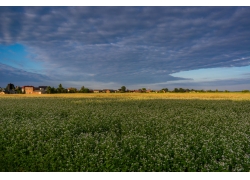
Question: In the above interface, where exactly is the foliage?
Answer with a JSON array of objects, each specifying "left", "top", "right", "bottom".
[
  {"left": 46, "top": 86, "right": 57, "bottom": 94},
  {"left": 80, "top": 86, "right": 90, "bottom": 93},
  {"left": 162, "top": 88, "right": 168, "bottom": 92},
  {"left": 0, "top": 96, "right": 250, "bottom": 172},
  {"left": 121, "top": 86, "right": 126, "bottom": 93},
  {"left": 57, "top": 84, "right": 66, "bottom": 93},
  {"left": 172, "top": 88, "right": 191, "bottom": 93},
  {"left": 242, "top": 90, "right": 250, "bottom": 93},
  {"left": 15, "top": 87, "right": 22, "bottom": 94},
  {"left": 68, "top": 88, "right": 77, "bottom": 93}
]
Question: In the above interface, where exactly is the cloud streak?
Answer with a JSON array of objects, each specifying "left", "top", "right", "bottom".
[{"left": 0, "top": 63, "right": 51, "bottom": 86}]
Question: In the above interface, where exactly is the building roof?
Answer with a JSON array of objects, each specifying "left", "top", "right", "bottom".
[{"left": 22, "top": 86, "right": 34, "bottom": 88}]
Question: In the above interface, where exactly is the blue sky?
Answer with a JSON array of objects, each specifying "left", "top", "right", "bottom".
[{"left": 0, "top": 6, "right": 250, "bottom": 90}]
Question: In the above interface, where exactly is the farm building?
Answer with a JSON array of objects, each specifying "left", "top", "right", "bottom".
[
  {"left": 93, "top": 90, "right": 101, "bottom": 93},
  {"left": 103, "top": 89, "right": 115, "bottom": 93},
  {"left": 22, "top": 86, "right": 47, "bottom": 94}
]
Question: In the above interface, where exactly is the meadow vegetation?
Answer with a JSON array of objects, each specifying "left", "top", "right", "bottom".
[{"left": 0, "top": 93, "right": 250, "bottom": 171}]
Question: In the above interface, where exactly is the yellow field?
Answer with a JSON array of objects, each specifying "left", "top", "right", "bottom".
[{"left": 1, "top": 92, "right": 250, "bottom": 100}]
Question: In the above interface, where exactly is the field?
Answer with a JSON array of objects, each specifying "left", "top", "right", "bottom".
[{"left": 0, "top": 93, "right": 250, "bottom": 171}]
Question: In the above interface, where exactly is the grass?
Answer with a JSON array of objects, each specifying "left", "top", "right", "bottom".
[{"left": 0, "top": 93, "right": 250, "bottom": 171}]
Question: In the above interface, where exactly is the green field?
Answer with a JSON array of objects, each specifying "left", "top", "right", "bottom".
[{"left": 0, "top": 96, "right": 250, "bottom": 171}]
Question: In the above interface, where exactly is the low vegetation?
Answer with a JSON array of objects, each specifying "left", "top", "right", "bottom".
[{"left": 0, "top": 94, "right": 250, "bottom": 171}]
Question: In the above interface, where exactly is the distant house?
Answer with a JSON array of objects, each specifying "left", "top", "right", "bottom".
[
  {"left": 39, "top": 86, "right": 48, "bottom": 91},
  {"left": 134, "top": 89, "right": 142, "bottom": 93},
  {"left": 93, "top": 90, "right": 101, "bottom": 93},
  {"left": 103, "top": 89, "right": 115, "bottom": 93},
  {"left": 67, "top": 87, "right": 77, "bottom": 93},
  {"left": 22, "top": 86, "right": 47, "bottom": 94},
  {"left": 127, "top": 90, "right": 134, "bottom": 93},
  {"left": 34, "top": 87, "right": 46, "bottom": 94},
  {"left": 22, "top": 86, "right": 34, "bottom": 94}
]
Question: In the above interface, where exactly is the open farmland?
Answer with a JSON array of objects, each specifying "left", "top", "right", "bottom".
[
  {"left": 2, "top": 92, "right": 250, "bottom": 100},
  {"left": 0, "top": 93, "right": 250, "bottom": 171}
]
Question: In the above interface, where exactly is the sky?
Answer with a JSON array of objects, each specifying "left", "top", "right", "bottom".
[{"left": 0, "top": 4, "right": 250, "bottom": 91}]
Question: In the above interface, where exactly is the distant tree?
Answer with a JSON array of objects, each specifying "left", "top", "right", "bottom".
[
  {"left": 242, "top": 90, "right": 249, "bottom": 93},
  {"left": 80, "top": 86, "right": 85, "bottom": 92},
  {"left": 47, "top": 86, "right": 57, "bottom": 94},
  {"left": 15, "top": 86, "right": 22, "bottom": 94},
  {"left": 121, "top": 86, "right": 126, "bottom": 93},
  {"left": 79, "top": 86, "right": 90, "bottom": 93},
  {"left": 57, "top": 84, "right": 65, "bottom": 93},
  {"left": 215, "top": 89, "right": 218, "bottom": 92},
  {"left": 5, "top": 83, "right": 15, "bottom": 91},
  {"left": 179, "top": 88, "right": 185, "bottom": 92},
  {"left": 47, "top": 86, "right": 52, "bottom": 94},
  {"left": 162, "top": 88, "right": 168, "bottom": 92},
  {"left": 68, "top": 87, "right": 77, "bottom": 93},
  {"left": 51, "top": 87, "right": 57, "bottom": 93},
  {"left": 83, "top": 88, "right": 89, "bottom": 93},
  {"left": 173, "top": 88, "right": 179, "bottom": 92}
]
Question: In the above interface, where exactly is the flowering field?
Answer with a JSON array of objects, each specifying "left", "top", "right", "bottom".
[{"left": 0, "top": 95, "right": 250, "bottom": 171}]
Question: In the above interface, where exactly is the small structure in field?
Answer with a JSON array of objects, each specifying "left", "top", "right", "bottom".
[
  {"left": 22, "top": 86, "right": 47, "bottom": 94},
  {"left": 103, "top": 89, "right": 115, "bottom": 93},
  {"left": 93, "top": 90, "right": 102, "bottom": 93}
]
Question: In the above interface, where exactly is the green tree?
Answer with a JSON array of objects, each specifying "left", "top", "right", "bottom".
[
  {"left": 242, "top": 89, "right": 250, "bottom": 93},
  {"left": 51, "top": 87, "right": 57, "bottom": 93},
  {"left": 80, "top": 86, "right": 85, "bottom": 92},
  {"left": 242, "top": 90, "right": 249, "bottom": 93},
  {"left": 68, "top": 88, "right": 77, "bottom": 93},
  {"left": 57, "top": 84, "right": 64, "bottom": 93},
  {"left": 15, "top": 86, "right": 22, "bottom": 94},
  {"left": 179, "top": 88, "right": 185, "bottom": 92},
  {"left": 83, "top": 88, "right": 89, "bottom": 93},
  {"left": 47, "top": 86, "right": 57, "bottom": 94},
  {"left": 46, "top": 86, "right": 52, "bottom": 94},
  {"left": 173, "top": 88, "right": 179, "bottom": 92},
  {"left": 79, "top": 86, "right": 90, "bottom": 93},
  {"left": 162, "top": 88, "right": 168, "bottom": 92},
  {"left": 121, "top": 86, "right": 126, "bottom": 93}
]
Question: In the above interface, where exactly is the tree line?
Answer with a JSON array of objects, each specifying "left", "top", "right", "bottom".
[
  {"left": 0, "top": 84, "right": 249, "bottom": 94},
  {"left": 46, "top": 84, "right": 90, "bottom": 94}
]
